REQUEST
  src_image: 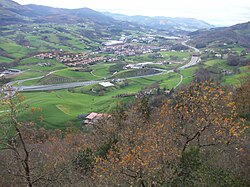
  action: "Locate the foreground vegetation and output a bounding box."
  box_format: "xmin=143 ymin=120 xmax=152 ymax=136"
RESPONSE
xmin=0 ymin=78 xmax=249 ymax=186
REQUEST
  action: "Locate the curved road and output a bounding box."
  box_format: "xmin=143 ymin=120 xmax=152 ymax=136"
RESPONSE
xmin=7 ymin=70 xmax=60 ymax=87
xmin=7 ymin=41 xmax=200 ymax=92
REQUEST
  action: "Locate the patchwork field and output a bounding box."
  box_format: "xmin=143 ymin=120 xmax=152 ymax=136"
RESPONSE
xmin=21 ymin=71 xmax=184 ymax=128
xmin=1 ymin=23 xmax=249 ymax=130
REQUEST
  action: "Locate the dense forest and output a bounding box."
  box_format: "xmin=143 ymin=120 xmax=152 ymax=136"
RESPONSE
xmin=0 ymin=76 xmax=249 ymax=186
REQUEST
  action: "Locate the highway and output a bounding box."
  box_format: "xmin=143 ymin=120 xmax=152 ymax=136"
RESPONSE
xmin=18 ymin=80 xmax=99 ymax=91
xmin=15 ymin=71 xmax=169 ymax=92
xmin=177 ymin=56 xmax=200 ymax=70
xmin=178 ymin=40 xmax=200 ymax=70
xmin=182 ymin=40 xmax=200 ymax=52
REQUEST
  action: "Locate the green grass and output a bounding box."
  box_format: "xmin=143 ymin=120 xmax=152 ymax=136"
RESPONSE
xmin=26 ymin=35 xmax=65 ymax=51
xmin=146 ymin=63 xmax=179 ymax=70
xmin=128 ymin=72 xmax=182 ymax=89
xmin=17 ymin=58 xmax=67 ymax=72
xmin=44 ymin=34 xmax=60 ymax=44
xmin=21 ymin=79 xmax=40 ymax=86
xmin=67 ymin=39 xmax=87 ymax=50
xmin=21 ymin=71 xmax=184 ymax=128
xmin=204 ymin=59 xmax=249 ymax=86
xmin=91 ymin=63 xmax=114 ymax=78
xmin=20 ymin=57 xmax=39 ymax=64
xmin=53 ymin=63 xmax=116 ymax=81
xmin=12 ymin=71 xmax=44 ymax=81
xmin=205 ymin=59 xmax=227 ymax=68
xmin=123 ymin=51 xmax=190 ymax=63
xmin=160 ymin=51 xmax=190 ymax=61
xmin=245 ymin=53 xmax=250 ymax=59
xmin=223 ymin=66 xmax=249 ymax=86
xmin=20 ymin=57 xmax=52 ymax=65
xmin=180 ymin=66 xmax=199 ymax=78
xmin=204 ymin=58 xmax=238 ymax=72
xmin=54 ymin=68 xmax=99 ymax=81
xmin=180 ymin=66 xmax=198 ymax=85
xmin=231 ymin=46 xmax=245 ymax=53
xmin=0 ymin=56 xmax=13 ymax=63
xmin=14 ymin=64 xmax=64 ymax=73
xmin=23 ymin=90 xmax=125 ymax=128
xmin=0 ymin=39 xmax=30 ymax=58
xmin=113 ymin=68 xmax=162 ymax=79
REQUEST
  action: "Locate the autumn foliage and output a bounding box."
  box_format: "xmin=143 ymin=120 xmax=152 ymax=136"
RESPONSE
xmin=161 ymin=81 xmax=245 ymax=150
xmin=0 ymin=80 xmax=249 ymax=186
xmin=92 ymin=81 xmax=247 ymax=186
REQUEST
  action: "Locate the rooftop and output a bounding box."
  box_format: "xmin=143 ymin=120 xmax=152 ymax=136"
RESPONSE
xmin=99 ymin=82 xmax=114 ymax=87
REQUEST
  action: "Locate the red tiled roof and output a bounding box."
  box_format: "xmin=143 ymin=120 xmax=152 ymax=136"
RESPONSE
xmin=86 ymin=112 xmax=98 ymax=120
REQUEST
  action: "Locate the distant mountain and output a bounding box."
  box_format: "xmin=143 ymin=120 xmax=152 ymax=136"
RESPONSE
xmin=0 ymin=0 xmax=34 ymax=25
xmin=0 ymin=0 xmax=116 ymax=25
xmin=103 ymin=12 xmax=213 ymax=32
xmin=24 ymin=5 xmax=116 ymax=25
xmin=189 ymin=21 xmax=250 ymax=48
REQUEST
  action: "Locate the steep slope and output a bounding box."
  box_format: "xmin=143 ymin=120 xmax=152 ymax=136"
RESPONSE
xmin=189 ymin=21 xmax=250 ymax=48
xmin=103 ymin=12 xmax=213 ymax=31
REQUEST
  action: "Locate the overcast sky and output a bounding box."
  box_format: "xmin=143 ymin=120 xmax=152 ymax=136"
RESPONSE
xmin=14 ymin=0 xmax=250 ymax=26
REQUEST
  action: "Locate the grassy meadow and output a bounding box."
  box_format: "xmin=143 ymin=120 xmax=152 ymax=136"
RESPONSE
xmin=21 ymin=70 xmax=185 ymax=128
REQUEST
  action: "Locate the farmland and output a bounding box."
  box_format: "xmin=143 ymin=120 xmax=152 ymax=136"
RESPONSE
xmin=1 ymin=23 xmax=249 ymax=128
xmin=21 ymin=71 xmax=181 ymax=127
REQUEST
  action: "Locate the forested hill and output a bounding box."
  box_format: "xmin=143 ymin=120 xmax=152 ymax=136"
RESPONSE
xmin=189 ymin=21 xmax=250 ymax=48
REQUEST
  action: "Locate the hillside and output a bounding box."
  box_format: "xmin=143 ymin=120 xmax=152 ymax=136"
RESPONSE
xmin=189 ymin=21 xmax=250 ymax=48
xmin=0 ymin=0 xmax=212 ymax=34
xmin=103 ymin=12 xmax=213 ymax=32
xmin=0 ymin=0 xmax=34 ymax=25
xmin=0 ymin=0 xmax=117 ymax=25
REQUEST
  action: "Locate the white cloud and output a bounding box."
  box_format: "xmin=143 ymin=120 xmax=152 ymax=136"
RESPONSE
xmin=13 ymin=0 xmax=250 ymax=25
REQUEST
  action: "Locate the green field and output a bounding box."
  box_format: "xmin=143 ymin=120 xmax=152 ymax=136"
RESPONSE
xmin=0 ymin=23 xmax=108 ymax=63
xmin=160 ymin=51 xmax=190 ymax=61
xmin=0 ymin=39 xmax=30 ymax=58
xmin=21 ymin=71 xmax=184 ymax=128
xmin=205 ymin=59 xmax=228 ymax=69
xmin=91 ymin=63 xmax=114 ymax=78
xmin=12 ymin=71 xmax=45 ymax=81
xmin=13 ymin=63 xmax=118 ymax=86
xmin=124 ymin=51 xmax=190 ymax=63
xmin=180 ymin=66 xmax=198 ymax=84
xmin=204 ymin=58 xmax=249 ymax=86
xmin=223 ymin=66 xmax=249 ymax=86
xmin=54 ymin=68 xmax=99 ymax=81
xmin=0 ymin=56 xmax=13 ymax=63
xmin=23 ymin=89 xmax=129 ymax=128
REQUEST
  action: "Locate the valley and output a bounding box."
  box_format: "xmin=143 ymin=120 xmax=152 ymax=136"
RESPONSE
xmin=0 ymin=1 xmax=249 ymax=128
xmin=0 ymin=1 xmax=249 ymax=186
xmin=1 ymin=21 xmax=249 ymax=128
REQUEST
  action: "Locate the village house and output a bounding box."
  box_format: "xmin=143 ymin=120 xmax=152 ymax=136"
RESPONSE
xmin=83 ymin=112 xmax=111 ymax=125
